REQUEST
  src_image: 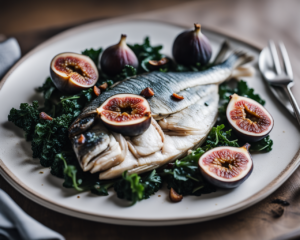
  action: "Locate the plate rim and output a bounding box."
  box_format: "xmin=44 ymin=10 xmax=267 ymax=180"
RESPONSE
xmin=1 ymin=18 xmax=300 ymax=225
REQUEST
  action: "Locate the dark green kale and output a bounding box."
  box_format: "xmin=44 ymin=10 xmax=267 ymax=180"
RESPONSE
xmin=128 ymin=37 xmax=164 ymax=73
xmin=205 ymin=124 xmax=239 ymax=149
xmin=114 ymin=170 xmax=162 ymax=205
xmin=163 ymin=148 xmax=216 ymax=196
xmin=50 ymin=150 xmax=75 ymax=178
xmin=110 ymin=65 xmax=137 ymax=82
xmin=8 ymin=101 xmax=40 ymax=141
xmin=36 ymin=77 xmax=56 ymax=100
xmin=54 ymin=153 xmax=116 ymax=194
xmin=97 ymin=65 xmax=137 ymax=85
xmin=54 ymin=153 xmax=83 ymax=191
xmin=249 ymin=136 xmax=273 ymax=152
xmin=60 ymin=88 xmax=95 ymax=118
xmin=174 ymin=62 xmax=214 ymax=72
xmin=82 ymin=48 xmax=102 ymax=67
xmin=236 ymin=80 xmax=266 ymax=105
xmin=91 ymin=181 xmax=114 ymax=196
xmin=31 ymin=114 xmax=73 ymax=168
xmin=141 ymin=170 xmax=162 ymax=199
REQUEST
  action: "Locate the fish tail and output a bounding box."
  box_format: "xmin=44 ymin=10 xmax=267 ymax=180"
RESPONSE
xmin=222 ymin=50 xmax=254 ymax=70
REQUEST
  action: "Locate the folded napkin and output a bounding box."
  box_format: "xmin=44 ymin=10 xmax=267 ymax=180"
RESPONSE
xmin=0 ymin=38 xmax=21 ymax=80
xmin=0 ymin=39 xmax=64 ymax=240
xmin=0 ymin=189 xmax=65 ymax=240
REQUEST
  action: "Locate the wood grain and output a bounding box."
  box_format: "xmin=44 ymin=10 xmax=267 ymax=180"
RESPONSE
xmin=1 ymin=0 xmax=300 ymax=239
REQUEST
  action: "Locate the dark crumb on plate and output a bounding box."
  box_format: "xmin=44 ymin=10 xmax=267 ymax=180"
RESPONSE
xmin=41 ymin=184 xmax=43 ymax=186
xmin=271 ymin=199 xmax=290 ymax=206
xmin=158 ymin=195 xmax=161 ymax=197
xmin=77 ymin=196 xmax=80 ymax=198
xmin=39 ymin=171 xmax=44 ymax=174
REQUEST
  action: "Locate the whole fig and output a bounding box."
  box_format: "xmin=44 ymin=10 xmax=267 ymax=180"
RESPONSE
xmin=100 ymin=34 xmax=138 ymax=76
xmin=172 ymin=23 xmax=212 ymax=66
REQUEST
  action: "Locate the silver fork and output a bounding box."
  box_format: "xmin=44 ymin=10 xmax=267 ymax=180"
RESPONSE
xmin=268 ymin=40 xmax=300 ymax=126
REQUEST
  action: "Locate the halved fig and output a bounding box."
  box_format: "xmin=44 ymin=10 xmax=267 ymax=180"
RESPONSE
xmin=199 ymin=144 xmax=253 ymax=189
xmin=50 ymin=52 xmax=99 ymax=94
xmin=227 ymin=94 xmax=274 ymax=142
xmin=97 ymin=94 xmax=151 ymax=136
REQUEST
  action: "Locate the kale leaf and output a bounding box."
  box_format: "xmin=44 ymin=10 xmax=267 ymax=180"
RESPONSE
xmin=60 ymin=88 xmax=95 ymax=118
xmin=91 ymin=181 xmax=114 ymax=196
xmin=249 ymin=136 xmax=273 ymax=152
xmin=31 ymin=114 xmax=73 ymax=168
xmin=205 ymin=124 xmax=239 ymax=149
xmin=128 ymin=37 xmax=164 ymax=73
xmin=97 ymin=65 xmax=137 ymax=85
xmin=82 ymin=48 xmax=102 ymax=67
xmin=8 ymin=101 xmax=40 ymax=141
xmin=163 ymin=148 xmax=216 ymax=196
xmin=114 ymin=170 xmax=162 ymax=205
xmin=36 ymin=77 xmax=56 ymax=100
xmin=54 ymin=153 xmax=83 ymax=191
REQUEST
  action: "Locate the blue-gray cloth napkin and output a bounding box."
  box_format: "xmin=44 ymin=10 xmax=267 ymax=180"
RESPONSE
xmin=0 ymin=38 xmax=21 ymax=79
xmin=0 ymin=190 xmax=65 ymax=240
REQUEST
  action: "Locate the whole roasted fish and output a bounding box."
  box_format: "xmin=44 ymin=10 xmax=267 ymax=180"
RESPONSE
xmin=69 ymin=52 xmax=249 ymax=137
xmin=69 ymin=51 xmax=252 ymax=179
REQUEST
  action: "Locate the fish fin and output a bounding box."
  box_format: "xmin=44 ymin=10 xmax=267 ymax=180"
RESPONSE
xmin=224 ymin=51 xmax=254 ymax=70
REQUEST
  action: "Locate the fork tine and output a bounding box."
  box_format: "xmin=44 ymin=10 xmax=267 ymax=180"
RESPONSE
xmin=279 ymin=41 xmax=293 ymax=80
xmin=268 ymin=40 xmax=282 ymax=75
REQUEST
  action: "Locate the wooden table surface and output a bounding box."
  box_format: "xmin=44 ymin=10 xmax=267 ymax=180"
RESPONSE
xmin=1 ymin=1 xmax=300 ymax=239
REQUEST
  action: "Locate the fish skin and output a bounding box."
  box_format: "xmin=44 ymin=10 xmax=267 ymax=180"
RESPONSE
xmin=158 ymin=85 xmax=219 ymax=135
xmin=69 ymin=52 xmax=247 ymax=137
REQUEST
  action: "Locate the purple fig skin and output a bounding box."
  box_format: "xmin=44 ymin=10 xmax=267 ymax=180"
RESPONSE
xmin=172 ymin=23 xmax=212 ymax=66
xmin=100 ymin=34 xmax=139 ymax=76
xmin=102 ymin=116 xmax=151 ymax=137
xmin=228 ymin=121 xmax=272 ymax=142
xmin=200 ymin=165 xmax=253 ymax=189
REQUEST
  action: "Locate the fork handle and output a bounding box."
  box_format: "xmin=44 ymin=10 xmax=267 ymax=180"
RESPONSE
xmin=283 ymin=84 xmax=300 ymax=127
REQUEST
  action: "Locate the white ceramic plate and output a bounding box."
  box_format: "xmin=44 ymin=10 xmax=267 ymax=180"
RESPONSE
xmin=0 ymin=20 xmax=299 ymax=226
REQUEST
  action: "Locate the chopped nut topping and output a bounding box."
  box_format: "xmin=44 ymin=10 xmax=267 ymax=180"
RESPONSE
xmin=99 ymin=82 xmax=108 ymax=91
xmin=94 ymin=86 xmax=101 ymax=96
xmin=169 ymin=188 xmax=183 ymax=202
xmin=39 ymin=112 xmax=53 ymax=121
xmin=148 ymin=57 xmax=169 ymax=67
xmin=140 ymin=87 xmax=155 ymax=98
xmin=77 ymin=134 xmax=86 ymax=144
xmin=172 ymin=93 xmax=184 ymax=100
